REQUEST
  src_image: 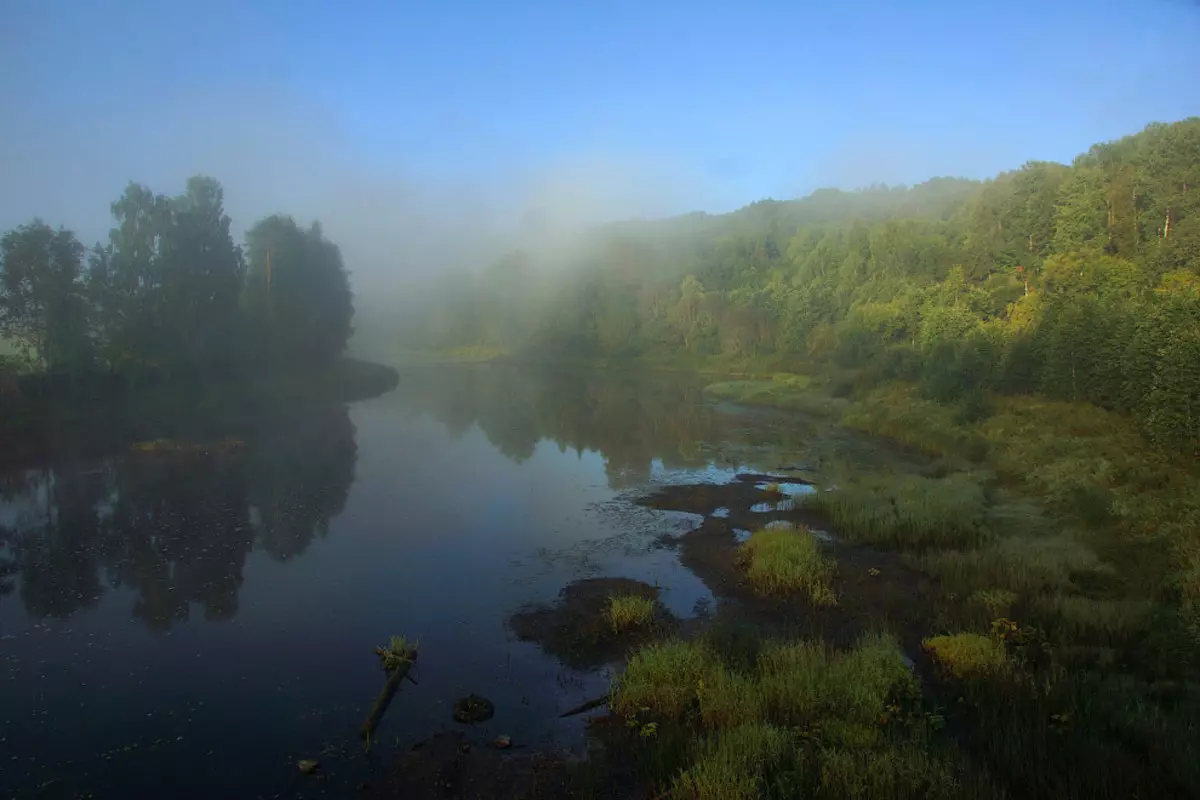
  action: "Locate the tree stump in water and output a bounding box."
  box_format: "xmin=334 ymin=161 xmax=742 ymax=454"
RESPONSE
xmin=452 ymin=694 xmax=495 ymax=724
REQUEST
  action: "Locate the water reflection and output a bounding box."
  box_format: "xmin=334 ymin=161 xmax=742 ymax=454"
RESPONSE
xmin=390 ymin=366 xmax=734 ymax=488
xmin=0 ymin=405 xmax=356 ymax=629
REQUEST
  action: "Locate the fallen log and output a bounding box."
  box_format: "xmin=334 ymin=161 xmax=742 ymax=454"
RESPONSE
xmin=360 ymin=656 xmax=417 ymax=740
xmin=360 ymin=637 xmax=419 ymax=741
xmin=558 ymin=695 xmax=608 ymax=718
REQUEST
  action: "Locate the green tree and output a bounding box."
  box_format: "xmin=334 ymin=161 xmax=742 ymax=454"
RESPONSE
xmin=0 ymin=221 xmax=92 ymax=374
xmin=245 ymin=216 xmax=354 ymax=363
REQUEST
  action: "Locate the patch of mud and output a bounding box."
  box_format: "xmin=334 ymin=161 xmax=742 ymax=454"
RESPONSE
xmin=363 ymin=731 xmax=575 ymax=800
xmin=640 ymin=473 xmax=937 ymax=652
xmin=509 ymin=578 xmax=678 ymax=670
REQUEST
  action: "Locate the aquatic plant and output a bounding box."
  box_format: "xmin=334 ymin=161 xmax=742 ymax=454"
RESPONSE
xmin=737 ymin=525 xmax=837 ymax=605
xmin=607 ymin=593 xmax=656 ymax=633
xmin=377 ymin=635 xmax=419 ymax=672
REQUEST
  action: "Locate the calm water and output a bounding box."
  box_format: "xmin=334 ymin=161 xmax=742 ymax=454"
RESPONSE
xmin=0 ymin=365 xmax=888 ymax=799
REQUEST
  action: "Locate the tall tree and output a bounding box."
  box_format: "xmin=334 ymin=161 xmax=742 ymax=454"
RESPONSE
xmin=0 ymin=221 xmax=92 ymax=373
xmin=245 ymin=216 xmax=354 ymax=363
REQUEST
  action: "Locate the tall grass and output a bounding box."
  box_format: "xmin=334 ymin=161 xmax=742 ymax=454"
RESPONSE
xmin=804 ymin=473 xmax=989 ymax=548
xmin=674 ymin=724 xmax=793 ymax=800
xmin=611 ymin=630 xmax=994 ymax=800
xmin=919 ymin=534 xmax=1109 ymax=595
xmin=738 ymin=525 xmax=837 ymax=604
xmin=611 ymin=640 xmax=711 ymax=720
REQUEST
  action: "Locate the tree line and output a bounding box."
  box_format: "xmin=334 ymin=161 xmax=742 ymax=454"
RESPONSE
xmin=0 ymin=176 xmax=354 ymax=384
xmin=404 ymin=118 xmax=1200 ymax=456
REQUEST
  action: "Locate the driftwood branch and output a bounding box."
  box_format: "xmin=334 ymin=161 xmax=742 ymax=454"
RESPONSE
xmin=558 ymin=695 xmax=608 ymax=718
xmin=360 ymin=651 xmax=418 ymax=740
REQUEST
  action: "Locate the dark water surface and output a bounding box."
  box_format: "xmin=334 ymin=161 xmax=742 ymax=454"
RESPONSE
xmin=0 ymin=365 xmax=886 ymax=799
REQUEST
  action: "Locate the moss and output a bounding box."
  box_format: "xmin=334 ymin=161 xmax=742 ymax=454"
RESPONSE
xmin=738 ymin=525 xmax=837 ymax=604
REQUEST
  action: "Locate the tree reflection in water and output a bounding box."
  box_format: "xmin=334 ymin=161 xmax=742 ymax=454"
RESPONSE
xmin=0 ymin=405 xmax=356 ymax=629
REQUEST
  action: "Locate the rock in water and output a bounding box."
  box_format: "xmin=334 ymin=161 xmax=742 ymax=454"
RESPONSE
xmin=452 ymin=694 xmax=495 ymax=724
xmin=298 ymin=759 xmax=320 ymax=775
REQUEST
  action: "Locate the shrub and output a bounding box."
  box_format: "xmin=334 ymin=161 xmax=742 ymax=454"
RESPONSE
xmin=738 ymin=525 xmax=837 ymax=604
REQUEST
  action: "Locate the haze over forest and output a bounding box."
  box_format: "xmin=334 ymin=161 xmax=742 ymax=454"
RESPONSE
xmin=3 ymin=0 xmax=1199 ymax=323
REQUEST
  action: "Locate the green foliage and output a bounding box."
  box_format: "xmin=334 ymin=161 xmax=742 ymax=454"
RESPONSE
xmin=0 ymin=221 xmax=92 ymax=373
xmin=737 ymin=525 xmax=837 ymax=604
xmin=400 ymin=117 xmax=1200 ymax=460
xmin=0 ymin=176 xmax=353 ymax=386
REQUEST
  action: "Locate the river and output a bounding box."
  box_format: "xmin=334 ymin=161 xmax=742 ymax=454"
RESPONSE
xmin=0 ymin=364 xmax=894 ymax=798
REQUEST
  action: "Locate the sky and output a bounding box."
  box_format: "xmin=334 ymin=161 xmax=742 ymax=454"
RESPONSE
xmin=1 ymin=0 xmax=1198 ymax=289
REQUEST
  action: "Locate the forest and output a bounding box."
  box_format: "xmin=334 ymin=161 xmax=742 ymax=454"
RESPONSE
xmin=0 ymin=176 xmax=354 ymax=389
xmin=402 ymin=118 xmax=1200 ymax=457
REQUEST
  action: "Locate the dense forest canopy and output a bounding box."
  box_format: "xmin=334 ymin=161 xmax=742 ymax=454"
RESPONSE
xmin=402 ymin=118 xmax=1200 ymax=456
xmin=0 ymin=177 xmax=354 ymax=382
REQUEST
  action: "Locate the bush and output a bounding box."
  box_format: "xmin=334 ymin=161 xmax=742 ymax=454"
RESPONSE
xmin=738 ymin=525 xmax=837 ymax=604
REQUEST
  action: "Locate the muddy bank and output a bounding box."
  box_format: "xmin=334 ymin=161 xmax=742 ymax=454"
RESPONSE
xmin=642 ymin=473 xmax=937 ymax=653
xmin=509 ymin=577 xmax=679 ymax=670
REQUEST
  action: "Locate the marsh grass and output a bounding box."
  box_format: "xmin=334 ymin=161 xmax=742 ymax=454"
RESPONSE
xmin=611 ymin=640 xmax=711 ymax=720
xmin=674 ymin=723 xmax=793 ymax=800
xmin=804 ymin=472 xmax=989 ymax=549
xmin=919 ymin=534 xmax=1110 ymax=596
xmin=738 ymin=525 xmax=837 ymax=604
xmin=703 ymin=378 xmax=850 ymax=417
xmin=1032 ymin=595 xmax=1153 ymax=643
xmin=607 ymin=593 xmax=656 ymax=633
xmin=611 ymin=630 xmax=994 ymax=799
xmin=923 ymin=633 xmax=1012 ymax=680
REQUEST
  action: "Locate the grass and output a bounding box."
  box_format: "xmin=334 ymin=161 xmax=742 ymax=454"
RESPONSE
xmin=611 ymin=631 xmax=990 ymax=799
xmin=918 ymin=533 xmax=1111 ymax=596
xmin=608 ymin=594 xmax=656 ymax=633
xmin=803 ymin=472 xmax=989 ymax=549
xmin=376 ymin=635 xmax=418 ymax=672
xmin=704 ymin=374 xmax=851 ymax=417
xmin=673 ymin=723 xmax=792 ymax=800
xmin=611 ymin=640 xmax=712 ymax=720
xmin=923 ymin=633 xmax=1012 ymax=680
xmin=737 ymin=525 xmax=837 ymax=605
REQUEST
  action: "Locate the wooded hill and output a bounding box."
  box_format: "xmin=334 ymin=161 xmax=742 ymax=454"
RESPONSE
xmin=403 ymin=118 xmax=1200 ymax=456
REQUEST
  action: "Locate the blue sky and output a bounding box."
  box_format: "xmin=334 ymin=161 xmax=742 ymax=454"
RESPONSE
xmin=2 ymin=0 xmax=1198 ymax=279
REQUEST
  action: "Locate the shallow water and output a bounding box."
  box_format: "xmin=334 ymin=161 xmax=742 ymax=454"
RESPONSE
xmin=0 ymin=364 xmax=890 ymax=798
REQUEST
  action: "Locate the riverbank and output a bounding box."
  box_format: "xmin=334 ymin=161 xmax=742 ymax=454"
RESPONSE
xmin=0 ymin=357 xmax=398 ymax=467
xmin=360 ymin=361 xmax=1200 ymax=799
